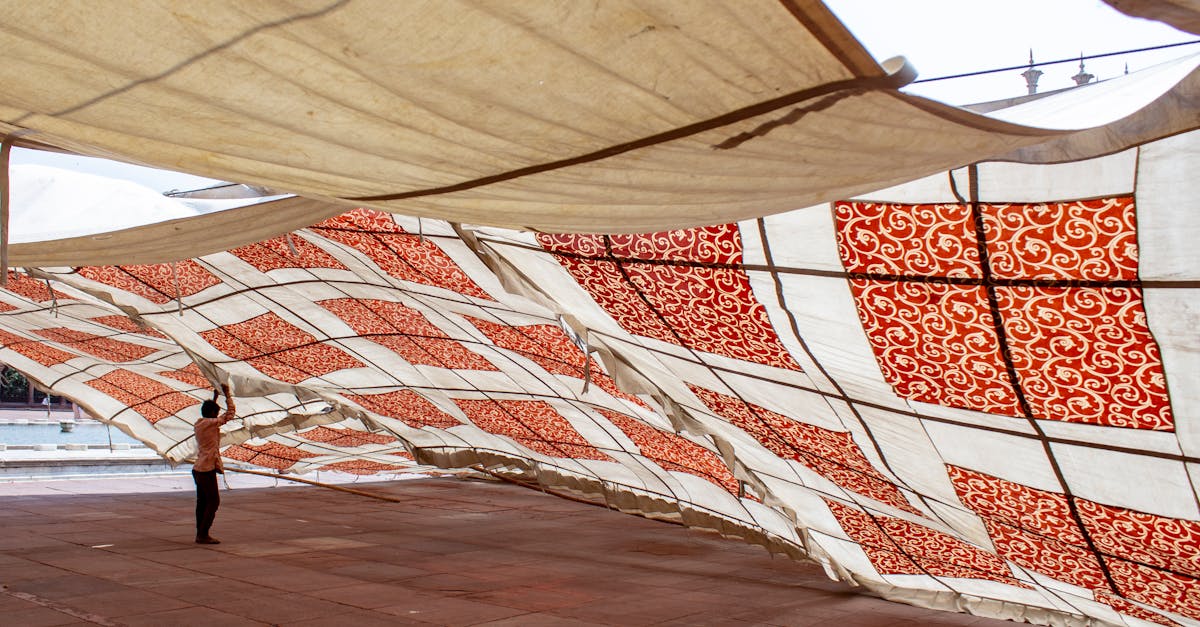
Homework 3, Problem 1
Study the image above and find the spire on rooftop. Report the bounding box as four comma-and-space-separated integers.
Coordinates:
1072, 53, 1095, 85
1021, 49, 1044, 95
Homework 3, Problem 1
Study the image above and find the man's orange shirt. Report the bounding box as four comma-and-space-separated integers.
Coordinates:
193, 403, 236, 472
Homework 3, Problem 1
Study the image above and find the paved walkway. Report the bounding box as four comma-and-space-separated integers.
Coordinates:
0, 475, 1013, 626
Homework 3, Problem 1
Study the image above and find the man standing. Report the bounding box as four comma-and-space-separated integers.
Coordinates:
193, 384, 236, 545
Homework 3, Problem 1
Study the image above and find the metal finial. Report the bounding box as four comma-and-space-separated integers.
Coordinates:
1021, 50, 1043, 95
1071, 52, 1094, 86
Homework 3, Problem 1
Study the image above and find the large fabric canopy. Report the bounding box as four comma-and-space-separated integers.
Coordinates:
1, 120, 1199, 624
1, 0, 1199, 234
2, 3, 1200, 625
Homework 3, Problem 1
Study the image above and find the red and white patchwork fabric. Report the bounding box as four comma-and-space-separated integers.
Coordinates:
2, 130, 1198, 626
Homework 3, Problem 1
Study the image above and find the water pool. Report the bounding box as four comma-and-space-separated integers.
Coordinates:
0, 423, 142, 446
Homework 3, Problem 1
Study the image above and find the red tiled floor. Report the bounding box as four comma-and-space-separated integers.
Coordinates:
0, 476, 1016, 626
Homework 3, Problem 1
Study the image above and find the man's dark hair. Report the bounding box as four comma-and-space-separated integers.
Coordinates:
200, 400, 220, 418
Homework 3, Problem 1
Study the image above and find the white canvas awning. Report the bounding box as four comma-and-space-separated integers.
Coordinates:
1, 0, 1197, 235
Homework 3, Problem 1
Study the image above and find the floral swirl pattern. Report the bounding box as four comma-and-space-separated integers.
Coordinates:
78, 261, 221, 305
318, 460, 408, 475
223, 442, 318, 470
298, 426, 398, 447
33, 328, 157, 363
835, 197, 1173, 431
312, 209, 490, 300
3, 272, 72, 303
539, 227, 802, 371
468, 317, 648, 409
0, 329, 77, 366
1106, 558, 1200, 620
230, 234, 346, 272
950, 465, 1200, 617
834, 202, 981, 277
949, 465, 1107, 589
1077, 498, 1200, 578
1096, 592, 1180, 626
691, 385, 916, 513
997, 286, 1172, 430
598, 407, 740, 496
157, 363, 210, 389
346, 390, 461, 429
89, 315, 166, 339
825, 499, 1022, 585
312, 208, 405, 233
982, 518, 1108, 589
607, 224, 743, 264
454, 399, 611, 461
947, 466, 1085, 543
200, 312, 365, 384
849, 280, 1020, 415
551, 256, 678, 344
981, 198, 1138, 281
320, 298, 496, 371
84, 369, 199, 424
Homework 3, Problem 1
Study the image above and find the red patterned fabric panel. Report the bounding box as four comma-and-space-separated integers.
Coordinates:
200, 312, 364, 384
78, 261, 221, 305
1077, 499, 1200, 578
849, 279, 1020, 415
597, 408, 739, 496
997, 286, 1173, 430
980, 198, 1138, 281
691, 385, 916, 513
311, 209, 490, 299
0, 329, 77, 366
345, 390, 461, 429
548, 255, 679, 344
607, 224, 744, 264
454, 399, 611, 461
834, 202, 981, 277
468, 317, 587, 377
625, 263, 800, 370
33, 328, 157, 362
836, 197, 1173, 432
298, 426, 398, 447
539, 228, 801, 371
319, 298, 496, 370
157, 364, 210, 389
312, 208, 405, 233
1096, 592, 1180, 626
229, 234, 346, 272
1107, 558, 1200, 620
981, 519, 1108, 589
948, 465, 1085, 544
948, 465, 1107, 587
84, 369, 198, 423
224, 442, 318, 470
89, 315, 167, 339
318, 460, 407, 475
950, 466, 1200, 599
3, 272, 72, 302
825, 499, 1022, 585
827, 498, 923, 574
467, 317, 647, 408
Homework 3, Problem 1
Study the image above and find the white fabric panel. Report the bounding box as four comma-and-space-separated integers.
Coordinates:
1135, 131, 1200, 280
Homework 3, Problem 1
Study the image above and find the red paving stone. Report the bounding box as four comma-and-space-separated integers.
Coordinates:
0, 476, 1018, 626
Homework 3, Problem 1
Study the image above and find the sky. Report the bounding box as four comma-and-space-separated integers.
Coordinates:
10, 0, 1198, 195
827, 0, 1197, 104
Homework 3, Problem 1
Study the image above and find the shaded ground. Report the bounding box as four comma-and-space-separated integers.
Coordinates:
0, 475, 1013, 626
